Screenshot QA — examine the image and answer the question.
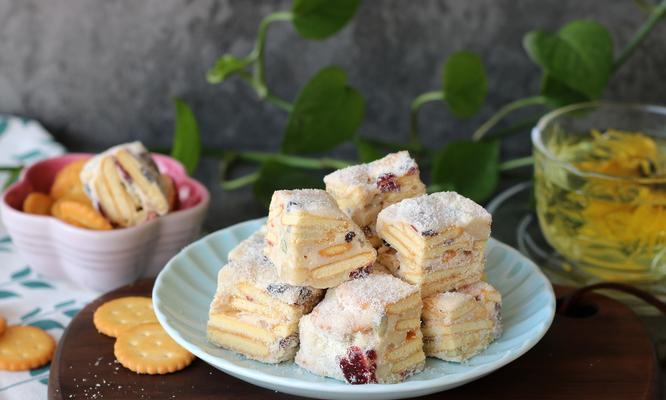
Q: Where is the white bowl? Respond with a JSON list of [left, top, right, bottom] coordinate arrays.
[[1, 153, 209, 292]]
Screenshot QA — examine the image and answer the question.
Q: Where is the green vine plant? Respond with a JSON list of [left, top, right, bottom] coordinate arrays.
[[166, 0, 666, 206]]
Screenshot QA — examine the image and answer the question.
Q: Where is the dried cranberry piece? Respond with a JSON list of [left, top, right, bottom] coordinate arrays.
[[113, 159, 132, 183], [339, 346, 377, 384], [376, 173, 399, 193], [349, 265, 372, 279], [345, 231, 356, 243]]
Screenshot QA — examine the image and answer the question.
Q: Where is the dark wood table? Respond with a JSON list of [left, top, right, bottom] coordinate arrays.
[[49, 279, 660, 399]]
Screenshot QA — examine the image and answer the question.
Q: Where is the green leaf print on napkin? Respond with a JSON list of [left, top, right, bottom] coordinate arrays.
[[29, 320, 65, 331], [21, 307, 42, 321], [20, 280, 53, 289], [10, 266, 30, 279], [0, 290, 19, 299]]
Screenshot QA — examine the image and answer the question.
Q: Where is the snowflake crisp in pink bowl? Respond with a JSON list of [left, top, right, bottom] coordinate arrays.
[[0, 152, 210, 292]]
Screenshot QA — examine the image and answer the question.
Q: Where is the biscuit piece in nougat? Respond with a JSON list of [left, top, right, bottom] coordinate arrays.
[[80, 142, 170, 227], [295, 274, 425, 384], [207, 228, 324, 363], [421, 281, 501, 362], [376, 192, 491, 297], [324, 151, 426, 247], [265, 189, 377, 289]]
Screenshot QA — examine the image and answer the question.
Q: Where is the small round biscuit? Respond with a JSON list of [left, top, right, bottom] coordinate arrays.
[[0, 325, 56, 371], [114, 323, 195, 374], [50, 159, 88, 200], [23, 192, 54, 215], [52, 198, 112, 230], [93, 296, 157, 338]]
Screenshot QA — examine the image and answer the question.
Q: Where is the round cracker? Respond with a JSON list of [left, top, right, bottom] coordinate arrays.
[[50, 159, 88, 200], [93, 296, 157, 338], [23, 192, 54, 215], [114, 323, 194, 374], [0, 325, 56, 371], [52, 198, 112, 230]]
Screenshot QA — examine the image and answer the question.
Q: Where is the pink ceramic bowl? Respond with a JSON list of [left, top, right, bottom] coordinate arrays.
[[1, 153, 210, 292]]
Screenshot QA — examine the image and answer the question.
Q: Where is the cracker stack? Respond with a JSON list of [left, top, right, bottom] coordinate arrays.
[[376, 192, 491, 298], [207, 229, 324, 363], [295, 274, 425, 384], [421, 282, 502, 362], [324, 151, 426, 247], [376, 191, 502, 362], [264, 189, 377, 289]]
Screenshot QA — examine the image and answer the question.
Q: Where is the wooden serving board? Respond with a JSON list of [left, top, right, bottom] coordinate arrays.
[[48, 279, 659, 399]]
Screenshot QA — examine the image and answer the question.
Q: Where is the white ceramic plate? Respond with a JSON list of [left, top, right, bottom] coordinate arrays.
[[153, 218, 556, 399]]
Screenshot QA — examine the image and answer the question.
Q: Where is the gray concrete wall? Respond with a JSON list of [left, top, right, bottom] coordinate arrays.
[[1, 0, 665, 229]]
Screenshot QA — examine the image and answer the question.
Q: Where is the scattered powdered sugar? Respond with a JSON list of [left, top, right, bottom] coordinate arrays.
[[217, 228, 323, 305], [377, 192, 491, 238], [309, 274, 418, 336], [273, 189, 342, 218], [324, 151, 418, 190]]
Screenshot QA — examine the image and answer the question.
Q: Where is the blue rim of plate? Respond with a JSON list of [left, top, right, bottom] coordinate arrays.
[[153, 217, 556, 397]]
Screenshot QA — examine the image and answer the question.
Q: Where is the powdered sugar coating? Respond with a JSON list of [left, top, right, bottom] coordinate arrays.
[[308, 274, 418, 337], [271, 189, 342, 218], [324, 151, 418, 190], [377, 192, 491, 239], [219, 228, 323, 305]]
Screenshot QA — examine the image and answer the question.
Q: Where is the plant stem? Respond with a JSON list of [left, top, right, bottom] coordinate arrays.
[[238, 151, 352, 169], [614, 0, 666, 72], [499, 156, 534, 171], [265, 92, 294, 112], [409, 91, 445, 149], [249, 11, 293, 105], [482, 116, 542, 141], [221, 171, 260, 190], [472, 96, 547, 141]]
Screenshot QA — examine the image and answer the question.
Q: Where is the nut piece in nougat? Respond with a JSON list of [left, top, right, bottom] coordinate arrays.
[[80, 142, 170, 227], [376, 192, 491, 297], [265, 189, 377, 289], [324, 151, 426, 247], [421, 281, 502, 362], [295, 274, 425, 384], [207, 228, 324, 363]]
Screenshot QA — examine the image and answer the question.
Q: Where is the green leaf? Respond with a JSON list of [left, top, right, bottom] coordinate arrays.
[[207, 54, 252, 84], [21, 307, 42, 321], [0, 290, 18, 299], [10, 266, 30, 280], [63, 308, 82, 318], [291, 0, 361, 40], [30, 365, 50, 376], [253, 161, 324, 207], [171, 98, 201, 175], [431, 140, 500, 203], [523, 20, 613, 100], [55, 299, 76, 309], [354, 137, 384, 163], [442, 51, 488, 118], [282, 66, 364, 154], [29, 319, 65, 331], [21, 280, 53, 289], [540, 74, 589, 107]]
